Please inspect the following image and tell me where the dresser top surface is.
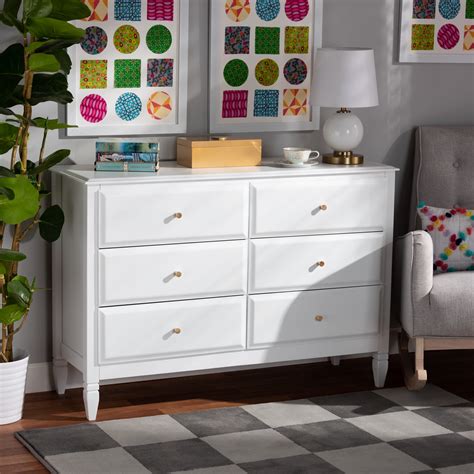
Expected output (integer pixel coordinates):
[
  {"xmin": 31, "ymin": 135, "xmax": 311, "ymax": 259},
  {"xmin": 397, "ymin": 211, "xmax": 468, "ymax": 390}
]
[{"xmin": 52, "ymin": 160, "xmax": 398, "ymax": 185}]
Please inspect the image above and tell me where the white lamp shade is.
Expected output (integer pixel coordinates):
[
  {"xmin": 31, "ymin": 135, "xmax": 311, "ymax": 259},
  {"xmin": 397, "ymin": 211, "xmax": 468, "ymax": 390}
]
[{"xmin": 312, "ymin": 48, "xmax": 379, "ymax": 108}]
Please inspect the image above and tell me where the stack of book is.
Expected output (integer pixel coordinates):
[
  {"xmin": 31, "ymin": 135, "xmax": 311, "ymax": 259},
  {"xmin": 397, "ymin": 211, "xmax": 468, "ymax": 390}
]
[{"xmin": 95, "ymin": 139, "xmax": 159, "ymax": 172}]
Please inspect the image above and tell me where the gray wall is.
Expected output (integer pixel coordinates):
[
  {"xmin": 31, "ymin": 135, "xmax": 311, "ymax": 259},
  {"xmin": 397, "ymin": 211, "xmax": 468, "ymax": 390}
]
[{"xmin": 1, "ymin": 0, "xmax": 473, "ymax": 363}]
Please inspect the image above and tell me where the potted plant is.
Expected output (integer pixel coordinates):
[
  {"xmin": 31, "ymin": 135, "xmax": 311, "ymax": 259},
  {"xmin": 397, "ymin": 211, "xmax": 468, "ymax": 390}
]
[{"xmin": 0, "ymin": 0, "xmax": 89, "ymax": 425}]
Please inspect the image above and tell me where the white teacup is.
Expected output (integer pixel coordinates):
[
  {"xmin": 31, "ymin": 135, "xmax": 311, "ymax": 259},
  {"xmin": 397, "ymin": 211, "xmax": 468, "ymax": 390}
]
[{"xmin": 283, "ymin": 147, "xmax": 321, "ymax": 164}]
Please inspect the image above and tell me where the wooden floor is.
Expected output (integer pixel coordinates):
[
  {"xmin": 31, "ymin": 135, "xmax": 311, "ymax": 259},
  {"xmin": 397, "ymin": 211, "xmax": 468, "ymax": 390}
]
[{"xmin": 2, "ymin": 351, "xmax": 474, "ymax": 473}]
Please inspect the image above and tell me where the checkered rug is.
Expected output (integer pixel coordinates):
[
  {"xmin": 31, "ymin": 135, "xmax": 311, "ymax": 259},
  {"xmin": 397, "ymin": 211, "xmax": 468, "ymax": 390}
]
[{"xmin": 16, "ymin": 384, "xmax": 474, "ymax": 473}]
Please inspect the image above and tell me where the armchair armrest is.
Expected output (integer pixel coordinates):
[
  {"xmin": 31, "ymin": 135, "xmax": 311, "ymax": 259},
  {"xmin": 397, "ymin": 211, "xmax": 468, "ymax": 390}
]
[{"xmin": 394, "ymin": 231, "xmax": 434, "ymax": 337}]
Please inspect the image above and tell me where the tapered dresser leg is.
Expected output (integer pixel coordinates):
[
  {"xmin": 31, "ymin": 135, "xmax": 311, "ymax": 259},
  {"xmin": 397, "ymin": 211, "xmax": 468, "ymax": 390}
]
[
  {"xmin": 52, "ymin": 359, "xmax": 68, "ymax": 395},
  {"xmin": 372, "ymin": 352, "xmax": 389, "ymax": 388},
  {"xmin": 83, "ymin": 383, "xmax": 100, "ymax": 421}
]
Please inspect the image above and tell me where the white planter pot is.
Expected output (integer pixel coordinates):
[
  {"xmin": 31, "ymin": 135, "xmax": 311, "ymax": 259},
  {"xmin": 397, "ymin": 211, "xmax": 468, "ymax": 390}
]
[{"xmin": 0, "ymin": 349, "xmax": 29, "ymax": 425}]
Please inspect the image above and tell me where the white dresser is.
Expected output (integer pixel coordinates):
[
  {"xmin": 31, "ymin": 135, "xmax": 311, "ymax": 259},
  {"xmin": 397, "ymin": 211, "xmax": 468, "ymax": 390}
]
[{"xmin": 51, "ymin": 162, "xmax": 397, "ymax": 421}]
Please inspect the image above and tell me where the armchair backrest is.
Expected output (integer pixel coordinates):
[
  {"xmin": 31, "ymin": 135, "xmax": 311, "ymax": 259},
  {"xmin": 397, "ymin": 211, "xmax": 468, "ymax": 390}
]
[{"xmin": 409, "ymin": 126, "xmax": 474, "ymax": 231}]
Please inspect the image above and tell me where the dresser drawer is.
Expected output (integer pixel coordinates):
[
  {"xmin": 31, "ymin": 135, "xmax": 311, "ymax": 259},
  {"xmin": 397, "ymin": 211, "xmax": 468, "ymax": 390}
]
[
  {"xmin": 99, "ymin": 241, "xmax": 247, "ymax": 306},
  {"xmin": 99, "ymin": 296, "xmax": 246, "ymax": 364},
  {"xmin": 248, "ymin": 287, "xmax": 382, "ymax": 349},
  {"xmin": 99, "ymin": 181, "xmax": 248, "ymax": 248},
  {"xmin": 251, "ymin": 175, "xmax": 388, "ymax": 237},
  {"xmin": 249, "ymin": 233, "xmax": 384, "ymax": 294}
]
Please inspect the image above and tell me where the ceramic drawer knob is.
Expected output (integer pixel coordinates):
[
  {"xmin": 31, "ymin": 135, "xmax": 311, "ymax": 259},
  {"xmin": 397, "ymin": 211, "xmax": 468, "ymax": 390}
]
[
  {"xmin": 315, "ymin": 315, "xmax": 324, "ymax": 322},
  {"xmin": 320, "ymin": 204, "xmax": 328, "ymax": 211},
  {"xmin": 174, "ymin": 271, "xmax": 183, "ymax": 278},
  {"xmin": 173, "ymin": 328, "xmax": 182, "ymax": 335},
  {"xmin": 175, "ymin": 212, "xmax": 183, "ymax": 219}
]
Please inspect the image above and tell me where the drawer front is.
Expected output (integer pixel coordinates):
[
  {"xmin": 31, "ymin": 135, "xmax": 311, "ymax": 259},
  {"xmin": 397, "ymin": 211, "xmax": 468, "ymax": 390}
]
[
  {"xmin": 99, "ymin": 240, "xmax": 247, "ymax": 306},
  {"xmin": 248, "ymin": 286, "xmax": 382, "ymax": 349},
  {"xmin": 99, "ymin": 182, "xmax": 248, "ymax": 247},
  {"xmin": 251, "ymin": 175, "xmax": 388, "ymax": 237},
  {"xmin": 99, "ymin": 296, "xmax": 246, "ymax": 364},
  {"xmin": 249, "ymin": 233, "xmax": 384, "ymax": 294}
]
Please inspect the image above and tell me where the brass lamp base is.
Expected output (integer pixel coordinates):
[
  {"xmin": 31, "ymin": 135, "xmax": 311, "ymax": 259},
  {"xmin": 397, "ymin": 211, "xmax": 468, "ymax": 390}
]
[{"xmin": 322, "ymin": 151, "xmax": 364, "ymax": 166}]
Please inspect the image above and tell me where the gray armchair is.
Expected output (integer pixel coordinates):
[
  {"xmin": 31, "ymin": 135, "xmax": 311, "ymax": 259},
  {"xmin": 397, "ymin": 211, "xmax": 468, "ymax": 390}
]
[{"xmin": 396, "ymin": 126, "xmax": 474, "ymax": 390}]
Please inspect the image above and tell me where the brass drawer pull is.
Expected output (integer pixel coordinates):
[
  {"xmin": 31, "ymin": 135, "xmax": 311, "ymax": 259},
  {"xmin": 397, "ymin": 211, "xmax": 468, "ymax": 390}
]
[
  {"xmin": 174, "ymin": 271, "xmax": 183, "ymax": 278},
  {"xmin": 316, "ymin": 261, "xmax": 325, "ymax": 268},
  {"xmin": 173, "ymin": 328, "xmax": 182, "ymax": 334},
  {"xmin": 315, "ymin": 315, "xmax": 324, "ymax": 322},
  {"xmin": 320, "ymin": 204, "xmax": 328, "ymax": 211},
  {"xmin": 175, "ymin": 212, "xmax": 183, "ymax": 219}
]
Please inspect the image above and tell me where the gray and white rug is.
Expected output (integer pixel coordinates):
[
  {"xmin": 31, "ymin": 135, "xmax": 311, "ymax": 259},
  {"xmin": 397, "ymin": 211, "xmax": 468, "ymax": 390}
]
[{"xmin": 16, "ymin": 384, "xmax": 474, "ymax": 473}]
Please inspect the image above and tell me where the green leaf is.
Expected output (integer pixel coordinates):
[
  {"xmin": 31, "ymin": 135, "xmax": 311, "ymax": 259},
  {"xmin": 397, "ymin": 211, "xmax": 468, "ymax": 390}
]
[
  {"xmin": 31, "ymin": 149, "xmax": 70, "ymax": 175},
  {"xmin": 0, "ymin": 123, "xmax": 19, "ymax": 154},
  {"xmin": 28, "ymin": 39, "xmax": 78, "ymax": 54},
  {"xmin": 0, "ymin": 249, "xmax": 26, "ymax": 262},
  {"xmin": 0, "ymin": 303, "xmax": 26, "ymax": 325},
  {"xmin": 3, "ymin": 0, "xmax": 22, "ymax": 18},
  {"xmin": 29, "ymin": 73, "xmax": 73, "ymax": 105},
  {"xmin": 29, "ymin": 52, "xmax": 60, "ymax": 72},
  {"xmin": 0, "ymin": 166, "xmax": 15, "ymax": 178},
  {"xmin": 0, "ymin": 44, "xmax": 24, "ymax": 74},
  {"xmin": 23, "ymin": 0, "xmax": 53, "ymax": 19},
  {"xmin": 49, "ymin": 0, "xmax": 91, "ymax": 20},
  {"xmin": 39, "ymin": 204, "xmax": 64, "ymax": 242},
  {"xmin": 0, "ymin": 176, "xmax": 39, "ymax": 224},
  {"xmin": 52, "ymin": 49, "xmax": 71, "ymax": 74},
  {"xmin": 0, "ymin": 186, "xmax": 14, "ymax": 200},
  {"xmin": 0, "ymin": 263, "xmax": 7, "ymax": 275},
  {"xmin": 33, "ymin": 118, "xmax": 77, "ymax": 130},
  {"xmin": 0, "ymin": 9, "xmax": 25, "ymax": 32},
  {"xmin": 0, "ymin": 107, "xmax": 15, "ymax": 116},
  {"xmin": 7, "ymin": 275, "xmax": 33, "ymax": 308},
  {"xmin": 26, "ymin": 17, "xmax": 85, "ymax": 40}
]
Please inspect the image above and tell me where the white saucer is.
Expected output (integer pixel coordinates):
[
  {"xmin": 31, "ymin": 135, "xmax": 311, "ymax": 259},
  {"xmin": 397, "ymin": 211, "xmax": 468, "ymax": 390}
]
[{"xmin": 273, "ymin": 157, "xmax": 320, "ymax": 168}]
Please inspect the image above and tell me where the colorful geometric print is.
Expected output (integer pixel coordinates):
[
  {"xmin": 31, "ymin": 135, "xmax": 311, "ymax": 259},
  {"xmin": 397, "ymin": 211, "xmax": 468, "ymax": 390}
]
[
  {"xmin": 255, "ymin": 58, "xmax": 279, "ymax": 86},
  {"xmin": 146, "ymin": 25, "xmax": 172, "ymax": 54},
  {"xmin": 222, "ymin": 90, "xmax": 248, "ymax": 118},
  {"xmin": 114, "ymin": 59, "xmax": 141, "ymax": 88},
  {"xmin": 283, "ymin": 58, "xmax": 307, "ymax": 85},
  {"xmin": 438, "ymin": 23, "xmax": 460, "ymax": 49},
  {"xmin": 80, "ymin": 60, "xmax": 107, "ymax": 88},
  {"xmin": 116, "ymin": 92, "xmax": 142, "ymax": 121},
  {"xmin": 412, "ymin": 0, "xmax": 436, "ymax": 19},
  {"xmin": 256, "ymin": 0, "xmax": 280, "ymax": 21},
  {"xmin": 80, "ymin": 94, "xmax": 107, "ymax": 122},
  {"xmin": 418, "ymin": 203, "xmax": 474, "ymax": 273},
  {"xmin": 223, "ymin": 59, "xmax": 249, "ymax": 87},
  {"xmin": 147, "ymin": 91, "xmax": 172, "ymax": 120},
  {"xmin": 115, "ymin": 0, "xmax": 141, "ymax": 21},
  {"xmin": 113, "ymin": 25, "xmax": 140, "ymax": 54},
  {"xmin": 283, "ymin": 88, "xmax": 307, "ymax": 116},
  {"xmin": 412, "ymin": 24, "xmax": 435, "ymax": 50},
  {"xmin": 467, "ymin": 0, "xmax": 474, "ymax": 19},
  {"xmin": 225, "ymin": 27, "xmax": 251, "ymax": 54},
  {"xmin": 81, "ymin": 26, "xmax": 108, "ymax": 55},
  {"xmin": 225, "ymin": 0, "xmax": 251, "ymax": 22},
  {"xmin": 254, "ymin": 89, "xmax": 279, "ymax": 117},
  {"xmin": 438, "ymin": 0, "xmax": 461, "ymax": 20},
  {"xmin": 285, "ymin": 0, "xmax": 309, "ymax": 22},
  {"xmin": 284, "ymin": 26, "xmax": 309, "ymax": 54},
  {"xmin": 255, "ymin": 27, "xmax": 280, "ymax": 54},
  {"xmin": 147, "ymin": 0, "xmax": 174, "ymax": 21},
  {"xmin": 147, "ymin": 59, "xmax": 174, "ymax": 87},
  {"xmin": 464, "ymin": 25, "xmax": 474, "ymax": 50},
  {"xmin": 81, "ymin": 0, "xmax": 108, "ymax": 21}
]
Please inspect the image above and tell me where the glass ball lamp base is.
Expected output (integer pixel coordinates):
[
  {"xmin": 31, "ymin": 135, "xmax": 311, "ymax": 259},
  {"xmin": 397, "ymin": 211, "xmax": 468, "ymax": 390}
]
[{"xmin": 322, "ymin": 108, "xmax": 364, "ymax": 165}]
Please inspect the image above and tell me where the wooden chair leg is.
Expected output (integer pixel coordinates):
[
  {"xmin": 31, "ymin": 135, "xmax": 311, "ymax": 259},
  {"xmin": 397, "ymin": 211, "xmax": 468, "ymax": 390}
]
[{"xmin": 399, "ymin": 331, "xmax": 427, "ymax": 391}]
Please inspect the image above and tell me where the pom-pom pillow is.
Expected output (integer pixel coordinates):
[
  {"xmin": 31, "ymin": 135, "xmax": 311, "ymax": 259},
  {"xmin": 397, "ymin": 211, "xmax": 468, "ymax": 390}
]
[{"xmin": 417, "ymin": 203, "xmax": 474, "ymax": 273}]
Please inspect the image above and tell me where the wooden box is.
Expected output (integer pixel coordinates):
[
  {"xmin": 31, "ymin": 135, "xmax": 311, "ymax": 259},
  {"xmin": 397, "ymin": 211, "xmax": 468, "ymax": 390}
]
[{"xmin": 177, "ymin": 137, "xmax": 262, "ymax": 168}]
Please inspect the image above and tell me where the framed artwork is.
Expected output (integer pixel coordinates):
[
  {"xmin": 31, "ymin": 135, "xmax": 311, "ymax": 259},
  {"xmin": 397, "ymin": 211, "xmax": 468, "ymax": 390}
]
[
  {"xmin": 209, "ymin": 0, "xmax": 323, "ymax": 134},
  {"xmin": 400, "ymin": 0, "xmax": 474, "ymax": 63},
  {"xmin": 67, "ymin": 0, "xmax": 189, "ymax": 137}
]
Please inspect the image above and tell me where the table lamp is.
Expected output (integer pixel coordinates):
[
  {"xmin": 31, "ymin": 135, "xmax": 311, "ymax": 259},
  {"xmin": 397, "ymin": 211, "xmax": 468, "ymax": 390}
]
[{"xmin": 312, "ymin": 48, "xmax": 379, "ymax": 165}]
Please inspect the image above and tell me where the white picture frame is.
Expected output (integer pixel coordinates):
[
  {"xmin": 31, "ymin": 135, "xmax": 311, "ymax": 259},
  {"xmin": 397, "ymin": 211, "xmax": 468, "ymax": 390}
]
[
  {"xmin": 209, "ymin": 0, "xmax": 323, "ymax": 134},
  {"xmin": 399, "ymin": 0, "xmax": 474, "ymax": 63},
  {"xmin": 67, "ymin": 0, "xmax": 189, "ymax": 137}
]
